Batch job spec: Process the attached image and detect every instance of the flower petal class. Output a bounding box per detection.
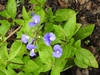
[49,32,56,41]
[21,34,29,43]
[30,49,36,57]
[32,15,40,24]
[29,22,37,28]
[43,33,50,46]
[53,44,62,52]
[52,51,62,58]
[26,44,36,50]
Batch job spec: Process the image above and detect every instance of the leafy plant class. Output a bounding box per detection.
[0,0,98,75]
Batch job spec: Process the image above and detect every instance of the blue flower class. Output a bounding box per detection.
[43,32,56,46]
[29,15,40,28]
[52,44,62,58]
[21,34,29,44]
[26,43,36,57]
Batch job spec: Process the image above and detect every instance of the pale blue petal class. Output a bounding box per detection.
[26,44,36,50]
[53,44,62,52]
[21,34,29,43]
[49,32,56,41]
[43,33,50,46]
[52,51,62,58]
[32,15,40,24]
[29,22,37,28]
[30,49,36,57]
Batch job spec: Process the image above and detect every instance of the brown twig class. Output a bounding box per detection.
[4,26,21,42]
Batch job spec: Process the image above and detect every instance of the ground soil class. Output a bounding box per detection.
[0,0,100,75]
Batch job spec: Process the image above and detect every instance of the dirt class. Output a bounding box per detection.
[0,0,100,75]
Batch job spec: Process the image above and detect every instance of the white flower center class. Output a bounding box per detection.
[26,36,29,39]
[50,37,53,40]
[35,19,38,23]
[31,49,35,52]
[56,51,60,54]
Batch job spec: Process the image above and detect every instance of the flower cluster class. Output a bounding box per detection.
[43,32,63,58]
[21,13,63,58]
[21,34,36,57]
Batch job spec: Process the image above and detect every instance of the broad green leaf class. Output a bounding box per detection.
[23,60,39,72]
[54,25,65,40]
[0,20,11,36]
[45,8,54,22]
[38,64,51,73]
[8,58,24,69]
[0,10,10,18]
[74,40,81,48]
[30,0,46,5]
[15,19,25,26]
[51,60,67,75]
[74,24,95,40]
[44,22,54,33]
[22,6,30,20]
[17,72,26,75]
[6,0,16,18]
[0,43,9,60]
[0,71,6,75]
[6,67,16,75]
[74,48,98,68]
[64,13,76,40]
[74,57,88,68]
[74,23,81,35]
[38,40,54,65]
[11,57,24,64]
[63,59,75,71]
[55,9,75,21]
[8,41,22,61]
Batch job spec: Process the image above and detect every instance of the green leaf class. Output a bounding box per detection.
[30,0,46,5]
[74,23,81,35]
[8,58,24,69]
[74,24,95,40]
[11,57,24,64]
[74,57,88,68]
[0,20,11,36]
[38,64,51,73]
[15,19,25,26]
[74,48,98,68]
[38,40,54,65]
[44,22,54,33]
[6,0,16,18]
[0,71,6,75]
[8,41,22,61]
[0,10,10,18]
[55,9,75,21]
[22,6,30,20]
[54,25,65,40]
[74,40,81,48]
[0,43,9,60]
[7,67,16,75]
[51,60,67,75]
[17,72,26,75]
[64,13,76,40]
[23,60,39,72]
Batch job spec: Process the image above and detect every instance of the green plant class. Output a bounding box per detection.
[0,0,98,75]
